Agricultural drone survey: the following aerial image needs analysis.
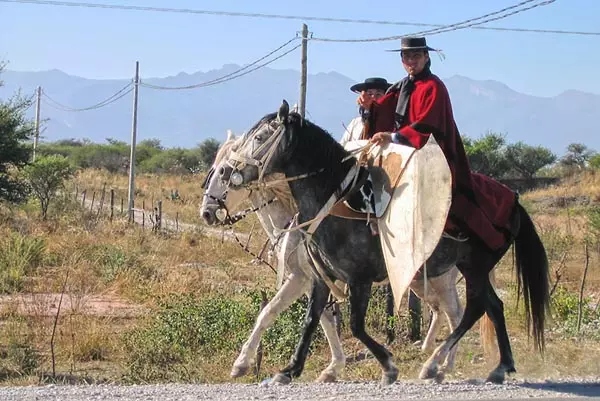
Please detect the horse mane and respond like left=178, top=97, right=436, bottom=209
left=284, top=112, right=352, bottom=198
left=213, top=135, right=241, bottom=167
left=261, top=173, right=298, bottom=214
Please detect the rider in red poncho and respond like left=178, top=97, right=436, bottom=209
left=360, top=37, right=517, bottom=251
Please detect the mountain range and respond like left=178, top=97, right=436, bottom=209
left=1, top=65, right=598, bottom=154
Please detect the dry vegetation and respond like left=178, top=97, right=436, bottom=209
left=0, top=169, right=600, bottom=386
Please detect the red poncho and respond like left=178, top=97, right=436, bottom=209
left=372, top=73, right=516, bottom=251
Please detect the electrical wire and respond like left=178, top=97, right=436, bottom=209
left=311, top=0, right=557, bottom=42
left=141, top=40, right=301, bottom=90
left=2, top=0, right=599, bottom=36
left=41, top=81, right=132, bottom=111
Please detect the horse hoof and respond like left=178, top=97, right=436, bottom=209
left=230, top=364, right=250, bottom=378
left=485, top=364, right=515, bottom=384
left=316, top=372, right=337, bottom=383
left=271, top=373, right=292, bottom=385
left=419, top=365, right=438, bottom=380
left=434, top=371, right=445, bottom=384
left=485, top=371, right=505, bottom=384
left=380, top=367, right=399, bottom=386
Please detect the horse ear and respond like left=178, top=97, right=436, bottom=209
left=226, top=129, right=235, bottom=141
left=277, top=100, right=289, bottom=123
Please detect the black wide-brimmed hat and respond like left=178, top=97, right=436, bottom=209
left=387, top=37, right=438, bottom=52
left=350, top=77, right=392, bottom=94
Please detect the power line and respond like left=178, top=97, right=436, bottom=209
left=405, top=0, right=553, bottom=37
left=3, top=0, right=599, bottom=36
left=42, top=81, right=132, bottom=111
left=141, top=39, right=301, bottom=91
left=311, top=0, right=557, bottom=43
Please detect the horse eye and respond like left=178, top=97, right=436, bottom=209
left=255, top=135, right=263, bottom=142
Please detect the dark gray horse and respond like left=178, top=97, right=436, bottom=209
left=216, top=101, right=550, bottom=384
left=201, top=132, right=472, bottom=384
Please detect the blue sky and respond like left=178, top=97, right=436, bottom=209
left=1, top=0, right=599, bottom=97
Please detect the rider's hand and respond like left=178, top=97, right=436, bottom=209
left=370, top=132, right=393, bottom=146
left=357, top=90, right=374, bottom=109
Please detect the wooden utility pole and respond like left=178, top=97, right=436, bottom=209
left=299, top=23, right=308, bottom=119
left=127, top=61, right=140, bottom=223
left=33, top=86, right=41, bottom=161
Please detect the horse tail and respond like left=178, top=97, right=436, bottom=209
left=514, top=202, right=550, bottom=353
left=479, top=269, right=498, bottom=360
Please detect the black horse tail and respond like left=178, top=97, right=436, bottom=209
left=514, top=202, right=550, bottom=354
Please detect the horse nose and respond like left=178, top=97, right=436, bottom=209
left=202, top=209, right=215, bottom=225
left=220, top=165, right=233, bottom=181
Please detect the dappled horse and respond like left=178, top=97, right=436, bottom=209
left=202, top=131, right=494, bottom=384
left=215, top=101, right=550, bottom=384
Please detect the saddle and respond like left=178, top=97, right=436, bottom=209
left=330, top=150, right=405, bottom=220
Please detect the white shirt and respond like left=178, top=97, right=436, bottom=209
left=340, top=116, right=365, bottom=147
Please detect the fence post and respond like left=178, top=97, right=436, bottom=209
left=97, top=183, right=106, bottom=216
left=81, top=190, right=87, bottom=208
left=157, top=200, right=162, bottom=230
left=142, top=200, right=145, bottom=228
left=110, top=190, right=115, bottom=221
left=90, top=192, right=96, bottom=212
left=577, top=243, right=590, bottom=334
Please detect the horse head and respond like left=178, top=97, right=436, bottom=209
left=200, top=130, right=251, bottom=225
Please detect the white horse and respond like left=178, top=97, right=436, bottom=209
left=200, top=132, right=494, bottom=383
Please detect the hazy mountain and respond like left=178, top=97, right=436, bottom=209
left=1, top=66, right=597, bottom=154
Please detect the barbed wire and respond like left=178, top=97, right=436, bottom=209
left=141, top=39, right=301, bottom=91
left=3, top=0, right=599, bottom=37
left=41, top=81, right=132, bottom=112
left=310, top=0, right=556, bottom=42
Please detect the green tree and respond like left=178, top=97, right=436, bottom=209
left=462, top=132, right=510, bottom=178
left=21, top=155, right=75, bottom=219
left=0, top=62, right=34, bottom=202
left=196, top=138, right=221, bottom=171
left=560, top=143, right=596, bottom=169
left=505, top=142, right=556, bottom=179
left=590, top=154, right=600, bottom=170
left=136, top=138, right=163, bottom=166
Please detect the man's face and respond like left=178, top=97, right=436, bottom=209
left=401, top=50, right=429, bottom=76
left=366, top=88, right=385, bottom=101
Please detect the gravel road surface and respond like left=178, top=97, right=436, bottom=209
left=1, top=378, right=599, bottom=401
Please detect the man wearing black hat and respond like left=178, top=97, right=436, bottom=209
left=340, top=77, right=391, bottom=146
left=357, top=37, right=517, bottom=252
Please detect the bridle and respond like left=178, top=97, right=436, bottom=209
left=208, top=115, right=376, bottom=302
left=221, top=117, right=373, bottom=240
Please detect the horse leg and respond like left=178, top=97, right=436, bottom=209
left=231, top=272, right=308, bottom=378
left=419, top=269, right=486, bottom=382
left=271, top=280, right=330, bottom=384
left=422, top=306, right=441, bottom=352
left=436, top=267, right=463, bottom=373
left=410, top=279, right=441, bottom=353
left=483, top=281, right=516, bottom=383
left=315, top=304, right=346, bottom=382
left=348, top=281, right=398, bottom=386
left=479, top=268, right=499, bottom=360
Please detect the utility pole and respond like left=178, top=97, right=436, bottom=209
left=299, top=23, right=308, bottom=119
left=33, top=86, right=41, bottom=162
left=127, top=61, right=140, bottom=223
